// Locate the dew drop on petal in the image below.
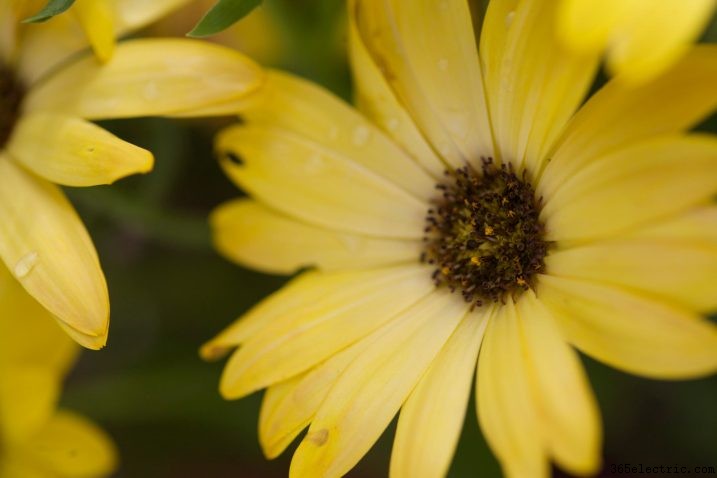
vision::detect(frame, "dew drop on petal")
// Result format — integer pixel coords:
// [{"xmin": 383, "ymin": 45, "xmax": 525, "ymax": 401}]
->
[
  {"xmin": 14, "ymin": 251, "xmax": 39, "ymax": 279},
  {"xmin": 437, "ymin": 58, "xmax": 449, "ymax": 72},
  {"xmin": 143, "ymin": 81, "xmax": 159, "ymax": 100},
  {"xmin": 505, "ymin": 11, "xmax": 515, "ymax": 27},
  {"xmin": 306, "ymin": 429, "xmax": 329, "ymax": 447},
  {"xmin": 352, "ymin": 125, "xmax": 371, "ymax": 147},
  {"xmin": 304, "ymin": 153, "xmax": 325, "ymax": 174},
  {"xmin": 385, "ymin": 117, "xmax": 399, "ymax": 131}
]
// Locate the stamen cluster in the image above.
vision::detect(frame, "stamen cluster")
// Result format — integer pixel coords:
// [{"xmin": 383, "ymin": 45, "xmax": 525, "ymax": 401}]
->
[
  {"xmin": 0, "ymin": 65, "xmax": 24, "ymax": 148},
  {"xmin": 422, "ymin": 158, "xmax": 548, "ymax": 307}
]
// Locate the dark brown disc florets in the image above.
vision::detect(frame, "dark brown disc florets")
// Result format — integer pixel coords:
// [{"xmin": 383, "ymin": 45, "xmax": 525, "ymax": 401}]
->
[
  {"xmin": 0, "ymin": 65, "xmax": 24, "ymax": 148},
  {"xmin": 421, "ymin": 158, "xmax": 548, "ymax": 308}
]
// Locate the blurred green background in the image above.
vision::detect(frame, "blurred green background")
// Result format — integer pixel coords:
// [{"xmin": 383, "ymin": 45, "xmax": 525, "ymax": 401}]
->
[{"xmin": 59, "ymin": 1, "xmax": 717, "ymax": 477}]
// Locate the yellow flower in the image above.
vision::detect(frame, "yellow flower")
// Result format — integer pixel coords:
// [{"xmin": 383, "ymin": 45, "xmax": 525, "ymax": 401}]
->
[
  {"xmin": 204, "ymin": 0, "xmax": 717, "ymax": 477},
  {"xmin": 0, "ymin": 264, "xmax": 117, "ymax": 478},
  {"xmin": 1, "ymin": 9, "xmax": 264, "ymax": 349},
  {"xmin": 558, "ymin": 0, "xmax": 716, "ymax": 83}
]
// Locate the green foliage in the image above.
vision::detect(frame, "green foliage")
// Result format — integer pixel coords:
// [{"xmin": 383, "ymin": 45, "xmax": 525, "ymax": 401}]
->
[
  {"xmin": 187, "ymin": 0, "xmax": 263, "ymax": 37},
  {"xmin": 22, "ymin": 0, "xmax": 75, "ymax": 23}
]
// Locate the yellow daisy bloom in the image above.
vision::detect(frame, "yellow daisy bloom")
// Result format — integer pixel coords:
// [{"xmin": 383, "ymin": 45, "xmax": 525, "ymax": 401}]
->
[
  {"xmin": 204, "ymin": 0, "xmax": 717, "ymax": 477},
  {"xmin": 1, "ymin": 10, "xmax": 263, "ymax": 349},
  {"xmin": 558, "ymin": 0, "xmax": 716, "ymax": 83},
  {"xmin": 0, "ymin": 265, "xmax": 116, "ymax": 478}
]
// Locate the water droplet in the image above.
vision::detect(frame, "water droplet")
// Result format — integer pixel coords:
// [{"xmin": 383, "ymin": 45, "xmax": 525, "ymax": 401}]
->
[
  {"xmin": 352, "ymin": 125, "xmax": 371, "ymax": 147},
  {"xmin": 437, "ymin": 58, "xmax": 449, "ymax": 71},
  {"xmin": 14, "ymin": 251, "xmax": 39, "ymax": 279},
  {"xmin": 143, "ymin": 81, "xmax": 159, "ymax": 100},
  {"xmin": 505, "ymin": 11, "xmax": 515, "ymax": 27},
  {"xmin": 306, "ymin": 429, "xmax": 329, "ymax": 446},
  {"xmin": 385, "ymin": 117, "xmax": 399, "ymax": 131},
  {"xmin": 338, "ymin": 234, "xmax": 362, "ymax": 253},
  {"xmin": 304, "ymin": 153, "xmax": 325, "ymax": 174}
]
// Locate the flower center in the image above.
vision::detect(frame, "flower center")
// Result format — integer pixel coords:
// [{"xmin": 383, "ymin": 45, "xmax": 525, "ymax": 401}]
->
[
  {"xmin": 0, "ymin": 65, "xmax": 24, "ymax": 149},
  {"xmin": 422, "ymin": 158, "xmax": 548, "ymax": 307}
]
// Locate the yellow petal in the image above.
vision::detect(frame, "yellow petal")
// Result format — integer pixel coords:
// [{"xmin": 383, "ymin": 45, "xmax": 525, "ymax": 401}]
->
[
  {"xmin": 7, "ymin": 113, "xmax": 153, "ymax": 187},
  {"xmin": 259, "ymin": 341, "xmax": 368, "ymax": 459},
  {"xmin": 16, "ymin": 0, "xmax": 191, "ymax": 83},
  {"xmin": 557, "ymin": 0, "xmax": 628, "ymax": 54},
  {"xmin": 538, "ymin": 274, "xmax": 717, "ymax": 379},
  {"xmin": 390, "ymin": 306, "xmax": 492, "ymax": 478},
  {"xmin": 540, "ymin": 45, "xmax": 717, "ymax": 199},
  {"xmin": 217, "ymin": 124, "xmax": 427, "ymax": 239},
  {"xmin": 220, "ymin": 265, "xmax": 433, "ymax": 399},
  {"xmin": 0, "ymin": 157, "xmax": 108, "ymax": 349},
  {"xmin": 73, "ymin": 0, "xmax": 115, "ymax": 62},
  {"xmin": 24, "ymin": 38, "xmax": 264, "ymax": 119},
  {"xmin": 629, "ymin": 206, "xmax": 717, "ymax": 241},
  {"xmin": 110, "ymin": 0, "xmax": 191, "ymax": 31},
  {"xmin": 224, "ymin": 70, "xmax": 436, "ymax": 200},
  {"xmin": 0, "ymin": 264, "xmax": 78, "ymax": 373},
  {"xmin": 211, "ymin": 199, "xmax": 420, "ymax": 275},
  {"xmin": 476, "ymin": 300, "xmax": 548, "ymax": 478},
  {"xmin": 25, "ymin": 410, "xmax": 117, "ymax": 477},
  {"xmin": 516, "ymin": 291, "xmax": 602, "ymax": 476},
  {"xmin": 347, "ymin": 0, "xmax": 445, "ymax": 177},
  {"xmin": 0, "ymin": 369, "xmax": 60, "ymax": 444},
  {"xmin": 606, "ymin": 0, "xmax": 716, "ymax": 84},
  {"xmin": 543, "ymin": 134, "xmax": 717, "ymax": 242},
  {"xmin": 480, "ymin": 0, "xmax": 598, "ymax": 174},
  {"xmin": 559, "ymin": 0, "xmax": 715, "ymax": 84},
  {"xmin": 546, "ymin": 237, "xmax": 717, "ymax": 312},
  {"xmin": 289, "ymin": 290, "xmax": 468, "ymax": 478},
  {"xmin": 201, "ymin": 270, "xmax": 367, "ymax": 360},
  {"xmin": 353, "ymin": 0, "xmax": 493, "ymax": 166}
]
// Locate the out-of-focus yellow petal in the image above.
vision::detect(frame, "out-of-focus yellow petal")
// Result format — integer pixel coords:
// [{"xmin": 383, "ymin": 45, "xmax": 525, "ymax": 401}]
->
[
  {"xmin": 24, "ymin": 39, "xmax": 264, "ymax": 119},
  {"xmin": 7, "ymin": 113, "xmax": 153, "ymax": 186},
  {"xmin": 540, "ymin": 45, "xmax": 717, "ymax": 199},
  {"xmin": 0, "ymin": 264, "xmax": 78, "ymax": 373},
  {"xmin": 200, "ymin": 270, "xmax": 363, "ymax": 361},
  {"xmin": 390, "ymin": 307, "xmax": 492, "ymax": 478},
  {"xmin": 0, "ymin": 157, "xmax": 108, "ymax": 349},
  {"xmin": 476, "ymin": 300, "xmax": 548, "ymax": 478},
  {"xmin": 17, "ymin": 0, "xmax": 191, "ymax": 81},
  {"xmin": 216, "ymin": 124, "xmax": 427, "ymax": 239},
  {"xmin": 260, "ymin": 341, "xmax": 368, "ymax": 459},
  {"xmin": 539, "ymin": 275, "xmax": 717, "ymax": 379},
  {"xmin": 347, "ymin": 0, "xmax": 445, "ymax": 177},
  {"xmin": 543, "ymin": 135, "xmax": 717, "ymax": 242},
  {"xmin": 211, "ymin": 199, "xmax": 420, "ymax": 275},
  {"xmin": 110, "ymin": 0, "xmax": 191, "ymax": 32},
  {"xmin": 516, "ymin": 292, "xmax": 602, "ymax": 476},
  {"xmin": 289, "ymin": 290, "xmax": 468, "ymax": 478},
  {"xmin": 73, "ymin": 0, "xmax": 115, "ymax": 62},
  {"xmin": 480, "ymin": 0, "xmax": 598, "ymax": 174},
  {"xmin": 0, "ymin": 369, "xmax": 60, "ymax": 445},
  {"xmin": 215, "ymin": 70, "xmax": 436, "ymax": 200},
  {"xmin": 353, "ymin": 0, "xmax": 493, "ymax": 167},
  {"xmin": 547, "ymin": 237, "xmax": 717, "ymax": 312},
  {"xmin": 23, "ymin": 410, "xmax": 117, "ymax": 477},
  {"xmin": 558, "ymin": 0, "xmax": 716, "ymax": 84},
  {"xmin": 219, "ymin": 265, "xmax": 432, "ymax": 399}
]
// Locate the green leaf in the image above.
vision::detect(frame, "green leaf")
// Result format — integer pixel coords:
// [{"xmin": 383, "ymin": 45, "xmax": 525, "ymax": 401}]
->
[
  {"xmin": 22, "ymin": 0, "xmax": 76, "ymax": 23},
  {"xmin": 187, "ymin": 0, "xmax": 262, "ymax": 37}
]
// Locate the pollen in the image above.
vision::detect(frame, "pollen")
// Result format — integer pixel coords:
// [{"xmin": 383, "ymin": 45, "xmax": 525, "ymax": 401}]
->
[
  {"xmin": 0, "ymin": 65, "xmax": 24, "ymax": 148},
  {"xmin": 422, "ymin": 158, "xmax": 549, "ymax": 308}
]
